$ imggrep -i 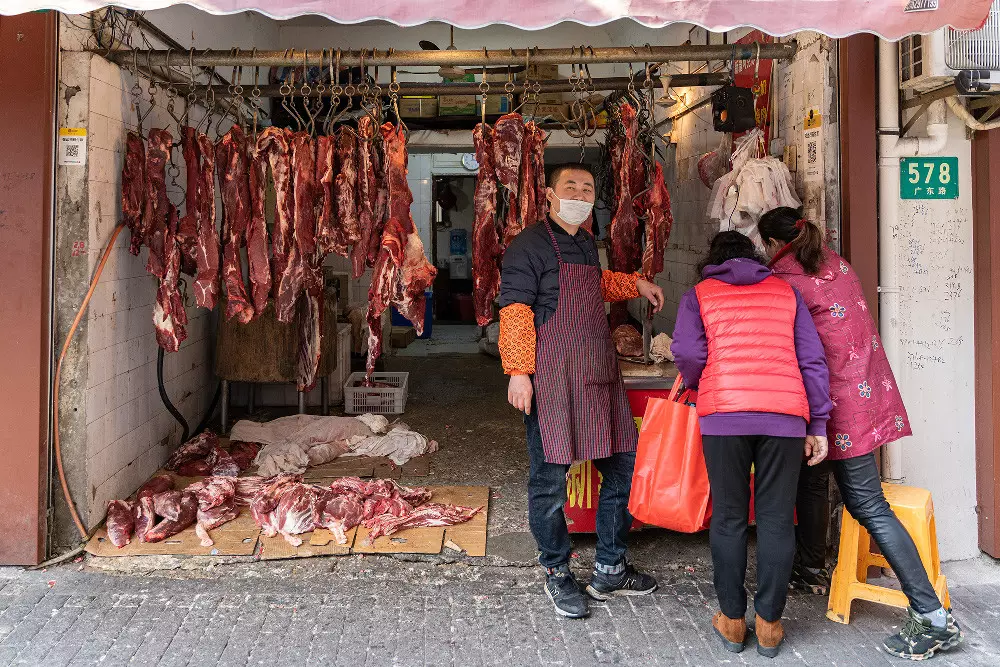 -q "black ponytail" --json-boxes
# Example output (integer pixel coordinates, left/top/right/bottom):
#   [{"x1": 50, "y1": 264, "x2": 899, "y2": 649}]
[
  {"x1": 759, "y1": 206, "x2": 825, "y2": 274},
  {"x1": 696, "y1": 231, "x2": 766, "y2": 276}
]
